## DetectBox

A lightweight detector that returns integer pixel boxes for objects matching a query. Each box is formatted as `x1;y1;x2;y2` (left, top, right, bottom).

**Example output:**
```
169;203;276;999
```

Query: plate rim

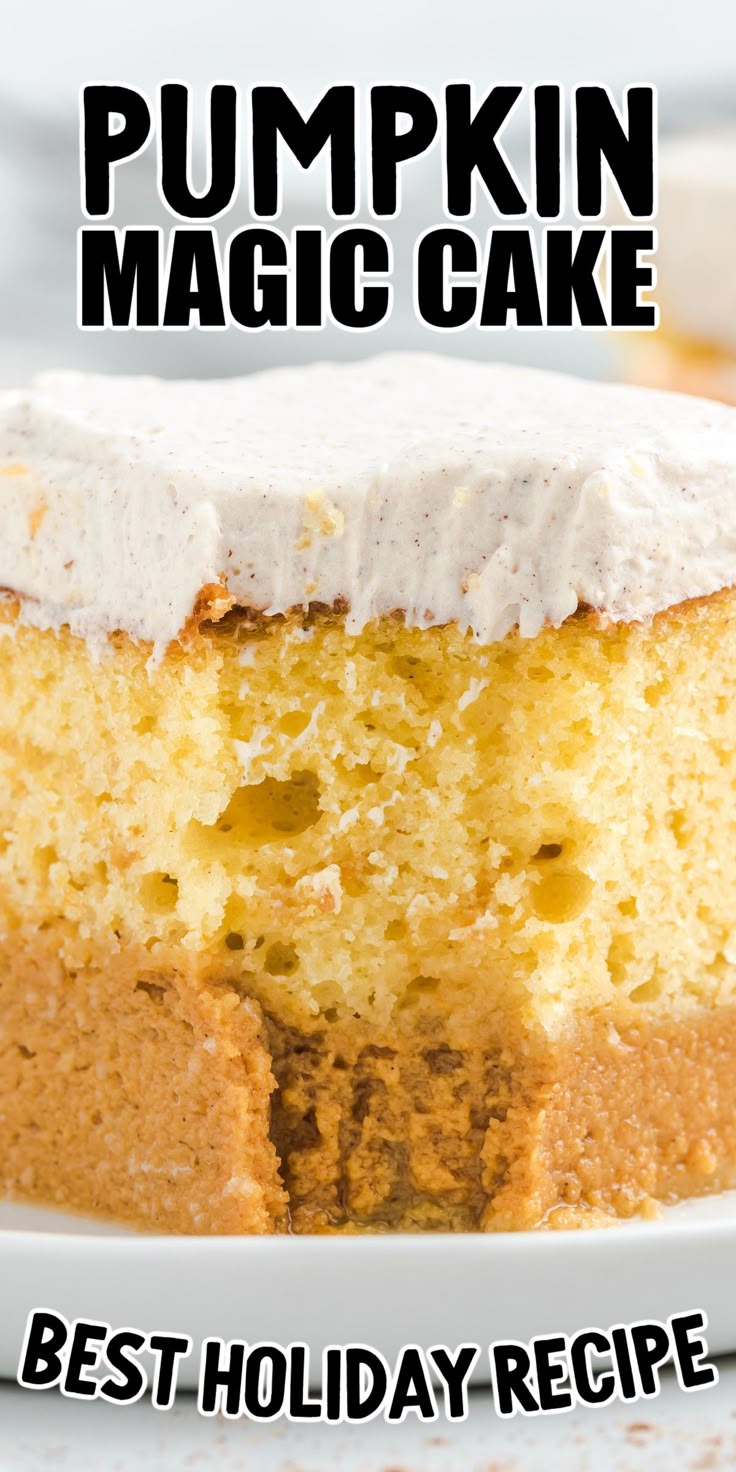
3;1213;736;1253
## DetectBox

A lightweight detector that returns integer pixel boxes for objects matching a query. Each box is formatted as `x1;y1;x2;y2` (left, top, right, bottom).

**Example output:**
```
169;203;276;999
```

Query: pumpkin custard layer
2;356;736;1234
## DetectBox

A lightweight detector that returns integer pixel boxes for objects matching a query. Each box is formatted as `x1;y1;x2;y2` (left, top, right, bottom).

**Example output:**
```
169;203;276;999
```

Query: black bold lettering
609;228;656;327
611;1326;638;1401
324;1347;342;1422
17;1310;69;1389
386;1348;437;1422
228;228;288;329
533;84;563;218
428;1345;479;1420
569;1330;616;1406
163;229;225;327
630;1322;671;1397
100;1331;146;1404
65;1320;106;1398
415;227;478;329
445;84;526;217
329;228;391;330
533;1336;573;1412
198;1339;245;1417
480;230;542;327
671;1313;718;1391
243;1346;287;1420
288;1345;322;1418
370;85;438;215
82;84;152;217
575;85;655;217
251;86;356;217
344;1347;388;1420
80;228;159;327
491;1344;539;1417
163;228;223;326
294;228;324;327
149;1333;192;1410
545;228;606;326
160;83;238;219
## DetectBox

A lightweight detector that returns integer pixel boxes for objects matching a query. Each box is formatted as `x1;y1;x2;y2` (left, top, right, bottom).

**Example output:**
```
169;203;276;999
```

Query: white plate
2;1194;736;1389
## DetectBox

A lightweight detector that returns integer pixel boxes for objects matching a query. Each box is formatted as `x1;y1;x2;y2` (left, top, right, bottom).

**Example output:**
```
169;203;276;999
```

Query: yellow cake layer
2;595;736;1035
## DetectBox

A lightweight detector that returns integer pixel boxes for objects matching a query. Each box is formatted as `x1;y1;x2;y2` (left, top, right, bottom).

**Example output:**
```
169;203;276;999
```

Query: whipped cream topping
2;353;736;651
656;130;736;355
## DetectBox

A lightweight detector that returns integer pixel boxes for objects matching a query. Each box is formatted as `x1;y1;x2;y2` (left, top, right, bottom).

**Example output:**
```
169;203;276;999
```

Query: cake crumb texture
2;597;736;1029
1;591;736;1230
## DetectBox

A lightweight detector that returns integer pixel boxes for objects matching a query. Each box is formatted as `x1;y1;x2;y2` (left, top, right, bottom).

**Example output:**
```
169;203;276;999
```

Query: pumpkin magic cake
2;356;736;1236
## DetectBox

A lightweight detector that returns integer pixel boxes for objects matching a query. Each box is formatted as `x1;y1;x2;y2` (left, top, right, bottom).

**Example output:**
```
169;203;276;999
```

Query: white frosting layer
657;131;736;355
2;353;736;651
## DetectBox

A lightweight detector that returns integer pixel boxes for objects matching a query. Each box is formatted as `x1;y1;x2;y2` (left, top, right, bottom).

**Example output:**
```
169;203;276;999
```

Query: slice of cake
2;355;736;1235
621;131;736;404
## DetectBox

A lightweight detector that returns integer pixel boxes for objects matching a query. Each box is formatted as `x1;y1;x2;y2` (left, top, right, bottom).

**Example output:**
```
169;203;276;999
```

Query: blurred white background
1;0;735;384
